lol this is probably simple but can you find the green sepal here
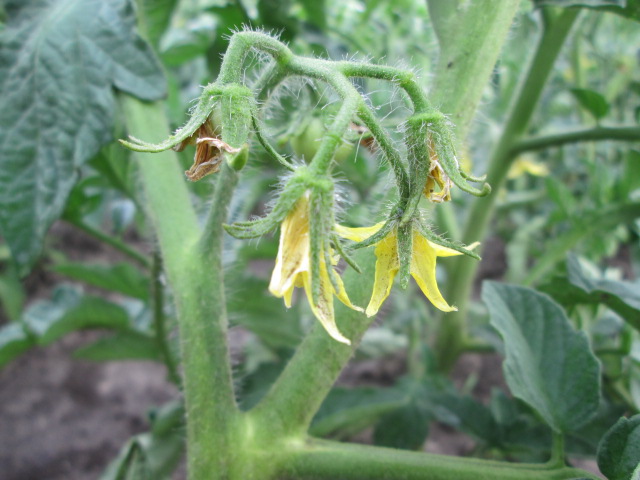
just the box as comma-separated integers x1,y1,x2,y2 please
324,243,342,295
309,191,325,307
350,218,396,250
252,113,295,171
430,118,491,197
401,115,432,223
460,170,487,183
224,181,307,238
396,223,413,289
220,83,254,149
415,222,481,260
120,86,220,152
228,144,249,171
332,234,362,273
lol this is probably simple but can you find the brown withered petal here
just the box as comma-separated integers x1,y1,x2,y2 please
184,137,241,182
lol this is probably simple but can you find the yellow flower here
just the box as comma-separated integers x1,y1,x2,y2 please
507,156,550,179
336,223,476,317
269,193,362,345
424,139,452,203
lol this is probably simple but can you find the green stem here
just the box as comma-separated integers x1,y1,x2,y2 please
548,433,565,468
152,251,180,385
122,97,238,479
252,251,376,437
427,0,522,139
436,8,580,372
279,439,601,480
511,125,640,155
67,219,150,268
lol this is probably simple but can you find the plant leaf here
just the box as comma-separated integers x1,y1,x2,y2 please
540,254,640,331
0,0,165,273
482,282,601,433
570,88,610,120
137,0,178,48
534,0,625,7
23,286,130,344
597,415,640,480
373,401,430,450
53,262,150,300
534,0,640,22
74,330,160,361
100,401,184,480
311,387,406,438
0,323,34,367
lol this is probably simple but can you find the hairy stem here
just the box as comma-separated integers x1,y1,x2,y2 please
510,125,640,155
279,439,601,480
122,97,238,479
427,0,521,139
252,251,375,437
152,251,180,385
436,8,580,372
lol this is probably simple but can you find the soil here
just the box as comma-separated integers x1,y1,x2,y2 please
0,226,600,479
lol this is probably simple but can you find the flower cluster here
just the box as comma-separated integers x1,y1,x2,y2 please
121,66,490,346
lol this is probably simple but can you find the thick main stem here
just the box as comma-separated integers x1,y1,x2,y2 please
435,9,580,371
279,439,601,480
122,97,239,479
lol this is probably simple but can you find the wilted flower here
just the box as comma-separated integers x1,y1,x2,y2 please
337,222,477,317
269,193,363,345
174,124,241,181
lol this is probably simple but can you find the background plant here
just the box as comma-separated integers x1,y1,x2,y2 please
1,0,640,479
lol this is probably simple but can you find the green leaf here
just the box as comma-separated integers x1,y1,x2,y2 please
137,0,178,47
534,0,625,7
159,15,216,66
0,323,34,367
482,282,601,433
311,387,406,438
300,0,327,29
0,264,25,320
74,330,160,361
23,285,130,345
370,377,445,450
101,401,184,480
619,150,640,200
570,88,610,120
373,401,430,450
541,254,640,331
53,262,149,300
535,0,640,22
227,276,304,350
597,415,640,480
523,202,640,284
0,0,165,273
436,393,502,446
545,176,577,220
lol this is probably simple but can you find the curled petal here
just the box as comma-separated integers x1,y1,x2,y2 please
302,266,351,345
410,232,456,312
335,222,385,242
365,233,399,317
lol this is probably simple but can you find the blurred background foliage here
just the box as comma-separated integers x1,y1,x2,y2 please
1,0,640,477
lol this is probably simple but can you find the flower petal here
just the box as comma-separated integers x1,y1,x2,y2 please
426,240,479,257
269,195,310,298
335,222,385,242
301,268,351,345
411,233,456,312
283,283,295,308
365,233,399,317
331,270,364,313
